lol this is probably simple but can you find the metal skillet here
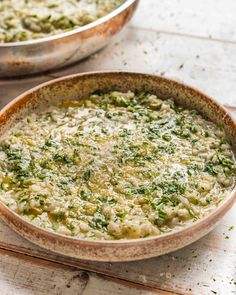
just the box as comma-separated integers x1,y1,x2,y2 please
0,71,235,262
0,0,139,77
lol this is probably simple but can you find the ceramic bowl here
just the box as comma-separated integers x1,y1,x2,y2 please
0,72,235,262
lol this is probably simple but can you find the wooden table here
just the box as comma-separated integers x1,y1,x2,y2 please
0,1,236,294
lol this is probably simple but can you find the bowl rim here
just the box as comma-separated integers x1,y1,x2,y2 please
0,71,235,248
0,0,137,48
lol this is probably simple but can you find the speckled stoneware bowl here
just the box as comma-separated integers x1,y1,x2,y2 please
0,72,235,262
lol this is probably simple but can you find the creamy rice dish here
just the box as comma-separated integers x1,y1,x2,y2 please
0,92,235,240
0,0,125,42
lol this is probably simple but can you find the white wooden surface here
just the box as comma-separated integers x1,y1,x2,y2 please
0,1,236,294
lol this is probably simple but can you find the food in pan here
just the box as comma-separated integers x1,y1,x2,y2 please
0,91,235,240
0,0,125,42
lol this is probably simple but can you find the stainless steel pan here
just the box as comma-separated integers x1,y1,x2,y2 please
0,0,138,77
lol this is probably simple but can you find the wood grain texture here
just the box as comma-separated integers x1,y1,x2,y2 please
1,27,236,108
0,248,175,295
0,205,235,295
0,248,89,295
132,0,236,42
83,274,177,295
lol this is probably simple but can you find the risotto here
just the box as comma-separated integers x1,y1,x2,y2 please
0,91,235,240
0,0,125,42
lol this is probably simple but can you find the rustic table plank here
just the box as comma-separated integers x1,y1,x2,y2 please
0,205,235,295
132,0,236,42
1,27,236,108
83,274,176,295
52,27,236,107
0,248,88,295
0,248,174,295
